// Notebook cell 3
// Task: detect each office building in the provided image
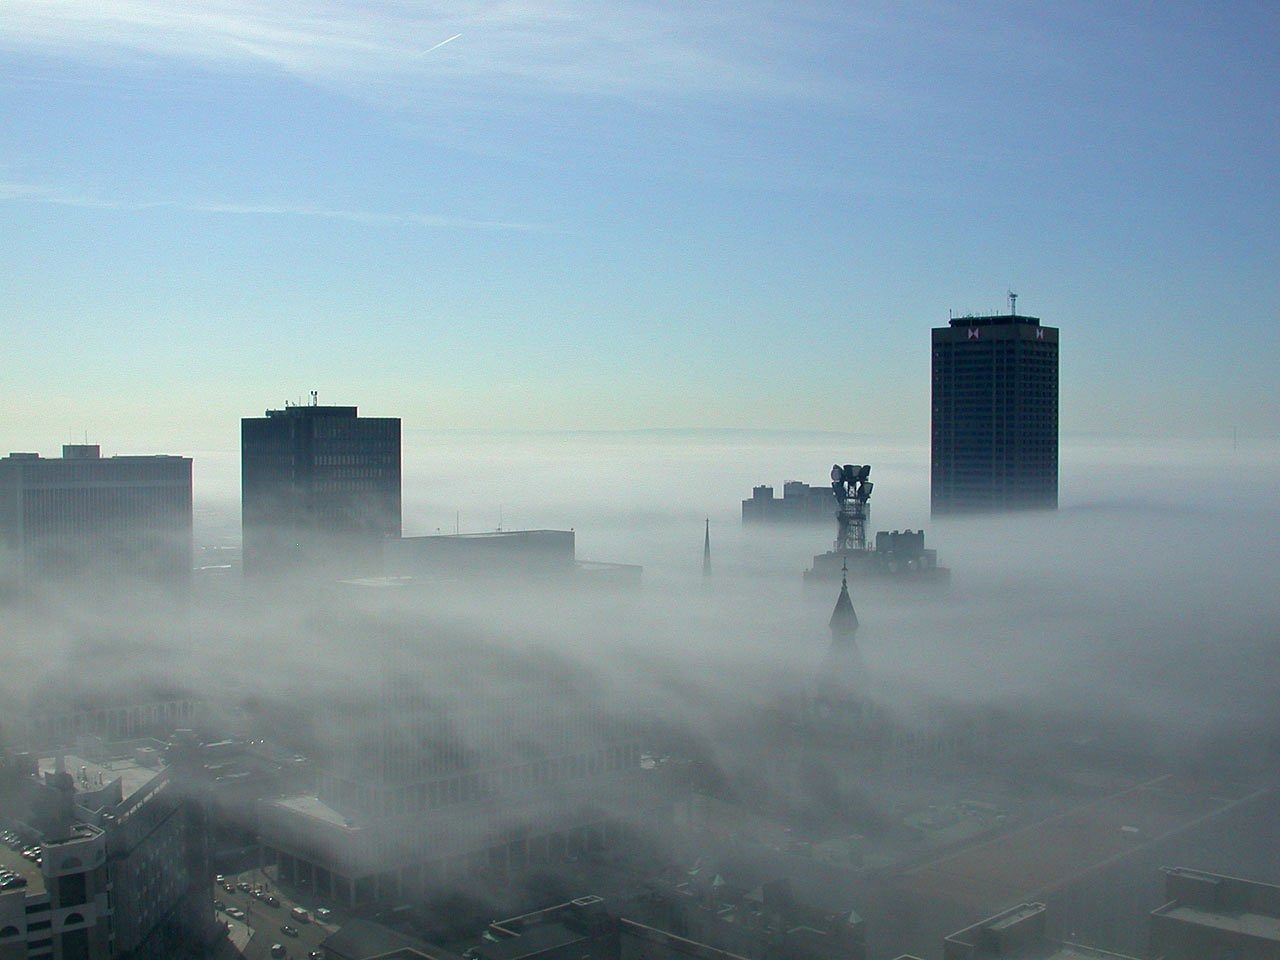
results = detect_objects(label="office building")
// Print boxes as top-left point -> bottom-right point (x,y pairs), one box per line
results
1149,867 -> 1280,960
942,902 -> 1137,960
257,666 -> 651,907
241,400 -> 401,576
741,482 -> 833,524
0,738 -> 217,960
0,444 -> 192,586
931,302 -> 1058,514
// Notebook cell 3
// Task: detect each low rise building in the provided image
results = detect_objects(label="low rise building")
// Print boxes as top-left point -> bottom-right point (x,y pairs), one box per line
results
1149,867 -> 1280,960
742,483 -> 833,524
943,902 -> 1137,960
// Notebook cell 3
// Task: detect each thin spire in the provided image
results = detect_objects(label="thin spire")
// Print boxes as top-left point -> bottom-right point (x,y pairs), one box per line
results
703,517 -> 711,576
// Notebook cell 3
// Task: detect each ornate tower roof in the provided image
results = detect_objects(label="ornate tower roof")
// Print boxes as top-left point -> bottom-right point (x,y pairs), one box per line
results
829,558 -> 859,640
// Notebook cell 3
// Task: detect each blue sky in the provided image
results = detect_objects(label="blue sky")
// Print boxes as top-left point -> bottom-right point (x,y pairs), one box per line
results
1,2 -> 1277,452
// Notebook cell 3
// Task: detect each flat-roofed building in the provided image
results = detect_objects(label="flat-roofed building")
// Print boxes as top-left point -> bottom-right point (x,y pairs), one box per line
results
0,444 -> 192,586
0,822 -> 112,960
931,306 -> 1058,514
1149,867 -> 1280,960
241,401 -> 400,577
943,902 -> 1138,960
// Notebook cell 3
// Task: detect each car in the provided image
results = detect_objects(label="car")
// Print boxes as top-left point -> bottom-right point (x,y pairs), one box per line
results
290,907 -> 310,923
315,907 -> 332,921
264,895 -> 280,907
281,923 -> 299,937
215,874 -> 225,883
238,880 -> 252,892
226,907 -> 245,921
270,944 -> 287,959
309,952 -> 324,959
213,899 -> 225,911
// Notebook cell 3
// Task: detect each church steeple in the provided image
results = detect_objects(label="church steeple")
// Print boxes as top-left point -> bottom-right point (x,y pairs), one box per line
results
829,557 -> 858,640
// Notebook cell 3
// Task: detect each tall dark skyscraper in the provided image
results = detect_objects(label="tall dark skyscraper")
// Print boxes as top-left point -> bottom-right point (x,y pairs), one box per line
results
931,301 -> 1058,514
0,444 -> 192,584
241,401 -> 401,576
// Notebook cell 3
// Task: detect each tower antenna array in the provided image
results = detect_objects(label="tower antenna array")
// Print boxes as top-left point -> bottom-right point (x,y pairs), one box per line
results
829,463 -> 873,555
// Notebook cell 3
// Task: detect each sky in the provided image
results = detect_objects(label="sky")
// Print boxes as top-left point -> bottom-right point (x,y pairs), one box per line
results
1,2 -> 1278,454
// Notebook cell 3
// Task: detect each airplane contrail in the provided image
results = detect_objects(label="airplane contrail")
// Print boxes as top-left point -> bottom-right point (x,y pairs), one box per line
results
422,33 -> 462,55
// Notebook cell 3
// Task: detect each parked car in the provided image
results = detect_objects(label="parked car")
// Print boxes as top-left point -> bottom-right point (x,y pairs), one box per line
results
281,924 -> 299,937
315,907 -> 332,921
271,944 -> 287,958
291,907 -> 310,923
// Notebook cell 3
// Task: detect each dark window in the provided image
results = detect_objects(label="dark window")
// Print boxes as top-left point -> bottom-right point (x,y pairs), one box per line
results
61,927 -> 90,960
58,873 -> 87,906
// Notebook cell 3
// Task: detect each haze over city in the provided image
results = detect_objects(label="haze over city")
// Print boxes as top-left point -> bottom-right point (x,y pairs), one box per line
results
1,5 -> 1278,960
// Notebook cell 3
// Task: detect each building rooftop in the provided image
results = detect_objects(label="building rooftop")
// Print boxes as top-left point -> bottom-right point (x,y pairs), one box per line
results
37,748 -> 166,809
946,313 -> 1042,328
478,922 -> 586,960
1151,904 -> 1280,942
263,404 -> 359,419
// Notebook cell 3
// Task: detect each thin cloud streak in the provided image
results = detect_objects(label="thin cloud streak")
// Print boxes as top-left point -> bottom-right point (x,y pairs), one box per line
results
0,0 -> 853,104
421,33 -> 463,56
0,181 -> 546,232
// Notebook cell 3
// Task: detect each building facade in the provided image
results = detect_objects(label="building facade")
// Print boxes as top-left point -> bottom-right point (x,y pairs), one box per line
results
241,403 -> 401,576
257,670 -> 651,907
741,483 -> 833,524
0,739 -> 216,960
0,445 -> 192,586
931,311 -> 1058,514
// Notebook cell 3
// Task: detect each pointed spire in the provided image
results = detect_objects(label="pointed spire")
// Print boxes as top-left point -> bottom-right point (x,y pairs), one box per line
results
829,555 -> 858,639
703,517 -> 711,576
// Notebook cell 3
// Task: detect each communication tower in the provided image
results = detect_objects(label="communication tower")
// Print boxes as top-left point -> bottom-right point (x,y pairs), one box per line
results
829,463 -> 873,555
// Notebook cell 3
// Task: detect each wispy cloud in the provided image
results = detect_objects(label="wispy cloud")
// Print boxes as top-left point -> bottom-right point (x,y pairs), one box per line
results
0,1 -> 851,105
0,180 -> 545,232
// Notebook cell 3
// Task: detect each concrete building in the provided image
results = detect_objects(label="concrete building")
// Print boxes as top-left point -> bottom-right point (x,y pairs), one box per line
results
943,902 -> 1137,960
931,304 -> 1058,514
473,896 -> 760,960
383,530 -> 641,585
0,738 -> 216,960
0,821 -> 112,960
0,445 -> 192,586
1149,867 -> 1280,960
257,674 -> 653,908
241,401 -> 401,577
742,483 -> 833,524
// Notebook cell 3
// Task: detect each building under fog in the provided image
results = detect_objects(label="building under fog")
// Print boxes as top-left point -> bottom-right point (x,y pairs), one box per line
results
941,901 -> 1137,960
0,739 -> 216,959
741,482 -> 833,524
241,400 -> 401,577
931,303 -> 1058,514
257,674 -> 654,907
381,530 -> 641,585
1149,867 -> 1280,960
0,444 -> 192,585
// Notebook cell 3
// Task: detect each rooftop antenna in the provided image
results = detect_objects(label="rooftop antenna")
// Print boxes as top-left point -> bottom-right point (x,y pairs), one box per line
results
1008,290 -> 1018,316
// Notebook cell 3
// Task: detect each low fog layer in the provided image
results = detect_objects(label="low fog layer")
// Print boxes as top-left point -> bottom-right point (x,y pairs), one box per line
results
2,432 -> 1277,959
7,434 -> 1278,764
